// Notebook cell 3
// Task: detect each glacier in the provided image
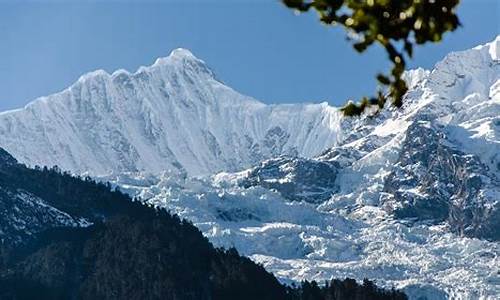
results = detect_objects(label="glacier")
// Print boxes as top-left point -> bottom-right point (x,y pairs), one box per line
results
1,36 -> 499,299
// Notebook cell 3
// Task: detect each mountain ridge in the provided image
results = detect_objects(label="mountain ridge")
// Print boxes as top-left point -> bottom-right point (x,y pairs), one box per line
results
0,48 -> 343,177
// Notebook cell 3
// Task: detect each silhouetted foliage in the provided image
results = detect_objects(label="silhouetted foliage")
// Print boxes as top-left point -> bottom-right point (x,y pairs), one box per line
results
283,0 -> 460,115
0,150 -> 407,299
286,278 -> 407,300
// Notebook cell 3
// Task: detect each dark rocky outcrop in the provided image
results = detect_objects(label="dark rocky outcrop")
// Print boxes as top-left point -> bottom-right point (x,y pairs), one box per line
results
383,121 -> 500,240
241,157 -> 338,204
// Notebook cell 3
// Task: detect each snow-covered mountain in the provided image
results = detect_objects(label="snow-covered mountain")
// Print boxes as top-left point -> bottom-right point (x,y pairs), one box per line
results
100,37 -> 499,299
0,37 -> 499,299
0,49 -> 342,177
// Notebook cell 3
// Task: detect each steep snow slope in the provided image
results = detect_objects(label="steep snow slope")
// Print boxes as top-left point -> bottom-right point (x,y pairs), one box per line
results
98,37 -> 500,299
0,49 -> 342,177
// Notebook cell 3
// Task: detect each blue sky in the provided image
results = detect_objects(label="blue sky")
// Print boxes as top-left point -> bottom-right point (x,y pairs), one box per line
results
0,0 -> 498,111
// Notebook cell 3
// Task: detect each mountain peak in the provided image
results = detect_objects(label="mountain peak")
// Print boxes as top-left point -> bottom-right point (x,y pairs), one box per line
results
153,47 -> 203,67
169,48 -> 197,59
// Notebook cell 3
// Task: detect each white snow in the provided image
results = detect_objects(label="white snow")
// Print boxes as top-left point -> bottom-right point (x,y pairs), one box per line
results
1,36 -> 499,300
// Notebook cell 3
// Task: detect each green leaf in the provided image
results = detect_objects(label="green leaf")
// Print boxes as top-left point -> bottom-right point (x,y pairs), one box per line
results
376,74 -> 391,85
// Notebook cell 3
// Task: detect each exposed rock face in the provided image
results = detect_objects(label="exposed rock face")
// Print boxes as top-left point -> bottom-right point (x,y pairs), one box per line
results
240,157 -> 338,204
382,120 -> 500,240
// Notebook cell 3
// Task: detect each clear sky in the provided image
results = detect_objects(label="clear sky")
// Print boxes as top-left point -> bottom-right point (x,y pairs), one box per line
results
0,0 -> 498,111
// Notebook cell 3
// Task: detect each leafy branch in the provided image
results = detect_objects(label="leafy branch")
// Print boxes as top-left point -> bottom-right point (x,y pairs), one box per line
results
283,0 -> 460,116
